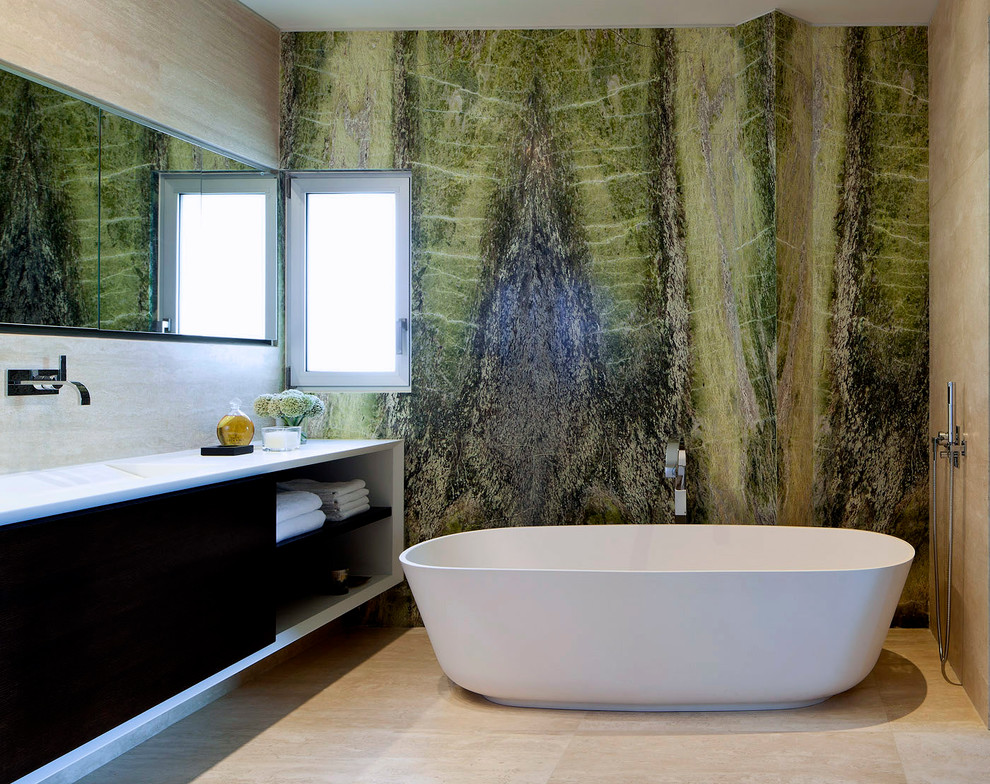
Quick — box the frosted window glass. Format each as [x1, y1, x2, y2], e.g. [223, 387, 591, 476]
[305, 192, 396, 373]
[177, 193, 267, 339]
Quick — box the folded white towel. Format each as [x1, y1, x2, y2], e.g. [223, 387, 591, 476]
[326, 488, 370, 510]
[334, 495, 371, 515]
[275, 491, 323, 523]
[326, 502, 370, 522]
[276, 508, 326, 543]
[277, 478, 366, 505]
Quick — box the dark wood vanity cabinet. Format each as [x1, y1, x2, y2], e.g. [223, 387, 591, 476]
[0, 477, 275, 784]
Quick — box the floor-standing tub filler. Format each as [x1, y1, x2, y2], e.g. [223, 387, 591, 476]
[401, 525, 914, 711]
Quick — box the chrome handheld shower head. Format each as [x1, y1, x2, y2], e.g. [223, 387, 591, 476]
[947, 381, 955, 445]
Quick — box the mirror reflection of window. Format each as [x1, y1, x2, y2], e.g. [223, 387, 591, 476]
[159, 173, 277, 340]
[177, 193, 268, 339]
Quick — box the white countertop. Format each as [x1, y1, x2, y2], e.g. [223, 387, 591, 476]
[0, 439, 399, 526]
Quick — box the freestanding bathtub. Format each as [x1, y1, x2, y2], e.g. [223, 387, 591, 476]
[400, 524, 914, 711]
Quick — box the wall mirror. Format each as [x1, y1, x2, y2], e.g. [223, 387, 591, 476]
[0, 65, 277, 342]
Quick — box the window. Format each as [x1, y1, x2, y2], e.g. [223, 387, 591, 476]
[287, 172, 411, 391]
[158, 173, 277, 340]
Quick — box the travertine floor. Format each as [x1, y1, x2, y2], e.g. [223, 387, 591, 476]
[79, 628, 990, 784]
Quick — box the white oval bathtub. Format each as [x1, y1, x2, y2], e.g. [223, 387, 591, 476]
[400, 525, 914, 711]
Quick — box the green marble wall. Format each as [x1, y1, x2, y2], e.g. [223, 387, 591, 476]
[0, 73, 98, 327]
[814, 25, 930, 623]
[776, 15, 815, 527]
[774, 21, 929, 623]
[677, 19, 777, 526]
[282, 15, 929, 626]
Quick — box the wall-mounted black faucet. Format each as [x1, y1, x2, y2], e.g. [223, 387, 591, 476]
[6, 355, 91, 405]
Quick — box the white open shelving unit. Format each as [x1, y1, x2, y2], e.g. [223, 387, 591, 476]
[272, 443, 405, 637]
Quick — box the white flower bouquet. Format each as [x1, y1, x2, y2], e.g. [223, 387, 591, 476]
[253, 390, 326, 436]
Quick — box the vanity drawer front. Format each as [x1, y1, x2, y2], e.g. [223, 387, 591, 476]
[0, 477, 274, 784]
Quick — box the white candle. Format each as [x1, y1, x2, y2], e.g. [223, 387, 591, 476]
[264, 431, 289, 450]
[262, 427, 300, 451]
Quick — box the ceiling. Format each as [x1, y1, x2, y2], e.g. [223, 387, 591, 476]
[238, 0, 938, 32]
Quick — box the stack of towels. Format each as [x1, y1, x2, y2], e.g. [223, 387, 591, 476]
[277, 478, 371, 522]
[275, 490, 326, 543]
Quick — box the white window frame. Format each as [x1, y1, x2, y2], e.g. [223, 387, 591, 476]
[287, 171, 411, 392]
[158, 172, 278, 340]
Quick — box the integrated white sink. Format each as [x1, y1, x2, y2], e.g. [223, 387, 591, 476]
[105, 460, 206, 479]
[0, 464, 135, 497]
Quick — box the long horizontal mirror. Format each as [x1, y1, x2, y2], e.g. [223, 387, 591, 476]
[0, 65, 277, 342]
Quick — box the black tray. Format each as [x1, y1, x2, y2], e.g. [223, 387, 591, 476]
[201, 444, 255, 456]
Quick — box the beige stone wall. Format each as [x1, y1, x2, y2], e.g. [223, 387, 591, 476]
[0, 0, 279, 167]
[0, 334, 281, 473]
[929, 0, 990, 726]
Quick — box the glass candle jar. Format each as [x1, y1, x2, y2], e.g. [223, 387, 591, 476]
[261, 426, 302, 452]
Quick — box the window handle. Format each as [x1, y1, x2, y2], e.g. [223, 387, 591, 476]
[396, 318, 408, 355]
